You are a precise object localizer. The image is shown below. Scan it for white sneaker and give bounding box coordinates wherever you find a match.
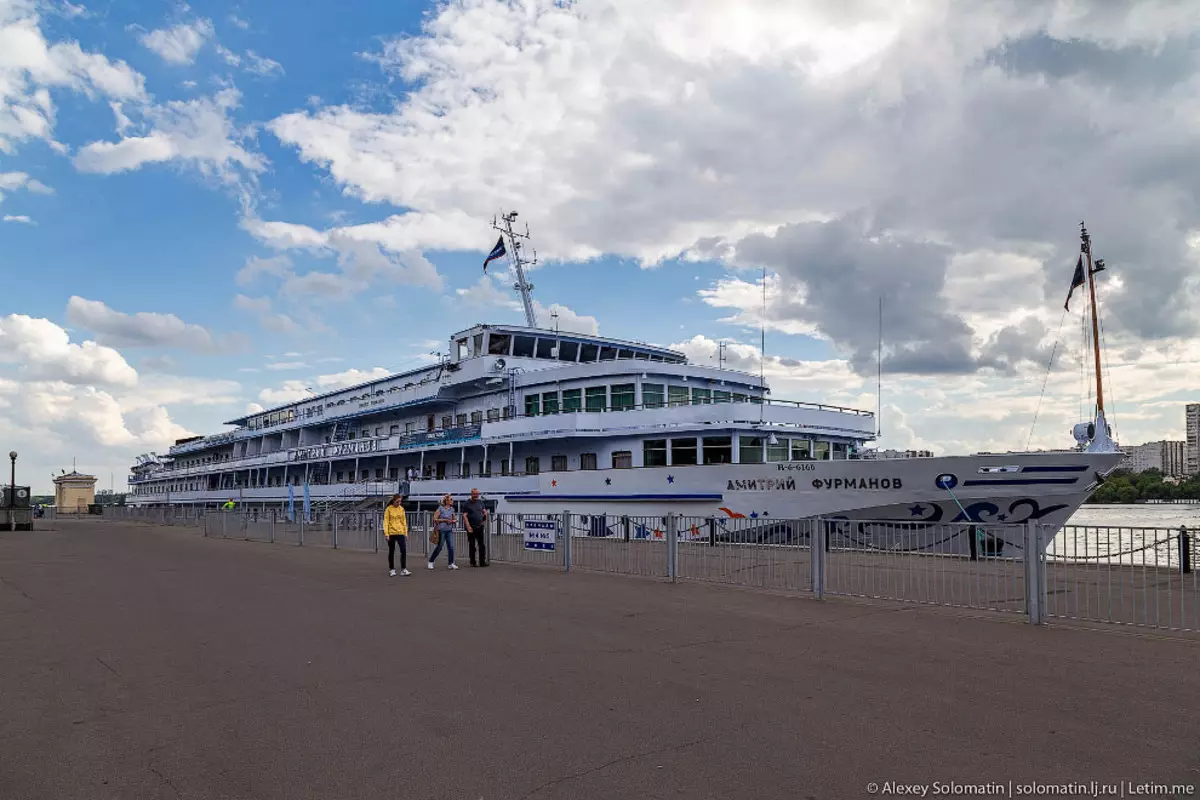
[400,569,411,576]
[427,562,435,570]
[448,563,459,570]
[389,569,396,577]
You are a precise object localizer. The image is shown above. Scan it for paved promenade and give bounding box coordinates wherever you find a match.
[1,521,1198,799]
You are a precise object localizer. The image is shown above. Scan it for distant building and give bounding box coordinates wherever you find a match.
[859,448,934,460]
[1188,404,1200,476]
[54,470,97,513]
[1119,440,1187,476]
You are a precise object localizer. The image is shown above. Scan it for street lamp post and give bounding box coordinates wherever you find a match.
[8,451,16,532]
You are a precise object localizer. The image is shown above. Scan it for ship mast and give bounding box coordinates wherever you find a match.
[492,211,539,328]
[1081,222,1104,414]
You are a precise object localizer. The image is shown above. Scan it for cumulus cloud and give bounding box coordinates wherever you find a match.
[0,171,53,202]
[0,312,138,387]
[3,214,34,224]
[135,18,213,65]
[244,51,283,77]
[66,296,239,352]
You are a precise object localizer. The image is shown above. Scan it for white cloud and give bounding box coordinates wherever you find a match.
[0,312,137,387]
[0,170,53,202]
[265,361,307,371]
[232,294,271,314]
[236,254,293,285]
[136,18,213,65]
[244,51,283,77]
[215,44,241,67]
[232,294,301,335]
[3,214,34,224]
[245,401,264,413]
[229,14,249,31]
[533,301,598,336]
[0,3,146,153]
[73,88,265,186]
[66,296,236,352]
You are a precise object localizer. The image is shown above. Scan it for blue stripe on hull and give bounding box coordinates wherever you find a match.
[962,478,1079,487]
[507,493,723,502]
[1019,465,1089,473]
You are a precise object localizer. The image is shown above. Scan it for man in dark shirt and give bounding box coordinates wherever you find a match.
[463,488,489,567]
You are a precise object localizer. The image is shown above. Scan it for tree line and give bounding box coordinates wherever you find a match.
[1088,469,1200,504]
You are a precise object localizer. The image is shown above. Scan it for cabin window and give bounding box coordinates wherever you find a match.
[598,346,617,361]
[361,470,370,480]
[427,415,435,431]
[501,459,510,476]
[813,441,831,461]
[436,462,446,479]
[471,411,483,425]
[612,451,633,469]
[832,442,849,460]
[668,386,689,407]
[536,338,556,359]
[611,383,635,411]
[486,408,500,422]
[488,334,511,356]
[691,388,712,405]
[585,386,607,412]
[713,390,731,404]
[634,351,650,360]
[551,455,568,472]
[562,389,582,413]
[525,395,540,417]
[642,383,664,409]
[791,439,812,460]
[644,439,667,467]
[455,414,468,427]
[462,462,471,478]
[389,468,399,479]
[740,436,765,464]
[406,422,416,434]
[502,406,513,420]
[703,436,733,465]
[442,415,453,429]
[558,340,579,362]
[542,392,559,415]
[580,453,598,470]
[616,349,633,360]
[525,456,540,475]
[390,425,400,435]
[671,438,698,466]
[732,393,747,403]
[335,471,344,482]
[375,469,384,479]
[472,333,484,356]
[767,438,790,462]
[513,336,536,358]
[455,339,467,361]
[579,343,599,362]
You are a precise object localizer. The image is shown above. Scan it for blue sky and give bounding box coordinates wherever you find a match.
[3,0,1200,491]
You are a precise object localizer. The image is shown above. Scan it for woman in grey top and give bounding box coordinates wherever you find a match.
[427,493,459,570]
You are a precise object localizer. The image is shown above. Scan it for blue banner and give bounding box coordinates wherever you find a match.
[287,484,295,522]
[303,481,311,522]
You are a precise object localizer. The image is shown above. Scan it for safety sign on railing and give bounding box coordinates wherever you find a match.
[523,519,557,551]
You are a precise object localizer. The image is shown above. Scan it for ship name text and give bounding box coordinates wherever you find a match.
[728,478,796,491]
[812,477,902,490]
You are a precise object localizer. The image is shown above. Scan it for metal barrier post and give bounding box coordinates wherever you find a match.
[1180,527,1192,575]
[333,514,339,549]
[221,512,226,538]
[300,515,305,546]
[375,514,381,554]
[708,517,716,547]
[422,511,431,556]
[563,510,572,572]
[270,515,275,544]
[1024,521,1043,624]
[811,519,825,599]
[667,515,678,581]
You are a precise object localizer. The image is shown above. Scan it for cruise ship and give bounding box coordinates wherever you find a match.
[128,218,1123,554]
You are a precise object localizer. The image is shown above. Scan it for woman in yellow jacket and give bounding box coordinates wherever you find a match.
[384,494,409,576]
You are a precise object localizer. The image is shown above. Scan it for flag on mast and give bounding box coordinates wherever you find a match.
[1064,254,1085,311]
[483,236,506,273]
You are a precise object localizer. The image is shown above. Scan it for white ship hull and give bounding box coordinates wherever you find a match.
[408,449,1122,557]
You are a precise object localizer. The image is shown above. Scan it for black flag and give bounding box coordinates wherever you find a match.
[1064,254,1085,311]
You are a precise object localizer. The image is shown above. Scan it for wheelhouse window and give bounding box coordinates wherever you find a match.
[634,351,650,360]
[525,395,540,417]
[740,436,765,464]
[643,439,667,467]
[668,386,689,407]
[671,437,698,465]
[767,437,790,462]
[558,340,579,362]
[580,452,598,470]
[713,390,731,404]
[612,451,633,469]
[611,383,635,411]
[791,439,813,460]
[813,441,831,461]
[832,442,849,460]
[642,383,665,409]
[703,436,733,465]
[488,334,511,355]
[562,388,582,413]
[536,338,556,359]
[513,336,535,358]
[542,392,559,415]
[617,349,633,360]
[525,456,541,475]
[551,455,567,472]
[585,386,607,412]
[579,343,599,362]
[472,333,484,356]
[598,346,617,361]
[732,393,747,403]
[691,388,712,405]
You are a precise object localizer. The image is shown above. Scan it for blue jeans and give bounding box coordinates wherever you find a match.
[430,529,455,564]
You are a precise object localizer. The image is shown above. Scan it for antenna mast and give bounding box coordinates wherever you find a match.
[1080,222,1104,415]
[877,295,883,438]
[492,210,539,328]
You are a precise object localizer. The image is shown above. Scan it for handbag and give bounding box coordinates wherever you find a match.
[429,529,440,546]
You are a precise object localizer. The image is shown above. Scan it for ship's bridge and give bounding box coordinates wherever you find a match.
[448,324,688,368]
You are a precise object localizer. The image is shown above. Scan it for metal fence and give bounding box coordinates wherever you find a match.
[70,509,1199,633]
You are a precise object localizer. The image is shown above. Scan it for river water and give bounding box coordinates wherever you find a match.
[1049,504,1199,567]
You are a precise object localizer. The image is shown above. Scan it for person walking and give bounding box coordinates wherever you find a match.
[428,494,458,570]
[464,488,489,567]
[384,494,410,577]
